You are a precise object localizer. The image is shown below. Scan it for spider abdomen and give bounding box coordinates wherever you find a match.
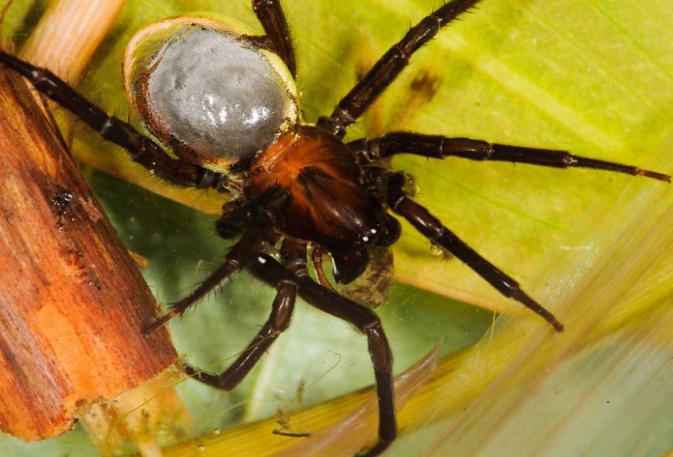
[122,16,299,173]
[248,126,399,255]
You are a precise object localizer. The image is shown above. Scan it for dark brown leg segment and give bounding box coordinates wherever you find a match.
[0,50,224,189]
[252,0,297,76]
[317,0,482,138]
[349,133,670,181]
[250,254,396,457]
[144,188,289,333]
[183,278,297,390]
[384,171,564,332]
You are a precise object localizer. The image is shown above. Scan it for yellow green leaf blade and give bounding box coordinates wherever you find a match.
[384,0,673,314]
[8,0,673,317]
[429,167,673,456]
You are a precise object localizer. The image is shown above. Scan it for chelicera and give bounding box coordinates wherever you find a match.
[1,0,669,455]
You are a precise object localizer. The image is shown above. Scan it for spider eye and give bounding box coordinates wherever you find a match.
[123,18,299,171]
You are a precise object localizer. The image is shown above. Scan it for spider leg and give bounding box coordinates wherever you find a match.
[349,133,670,181]
[183,278,297,390]
[0,51,224,189]
[383,170,564,332]
[252,0,296,76]
[183,237,305,390]
[144,187,289,333]
[316,0,482,138]
[250,253,396,457]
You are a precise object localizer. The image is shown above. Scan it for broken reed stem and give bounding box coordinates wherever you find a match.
[0,0,183,447]
[0,67,176,441]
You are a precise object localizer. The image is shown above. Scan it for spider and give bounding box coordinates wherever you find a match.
[1,0,669,455]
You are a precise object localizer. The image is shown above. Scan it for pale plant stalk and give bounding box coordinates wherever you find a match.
[19,0,124,83]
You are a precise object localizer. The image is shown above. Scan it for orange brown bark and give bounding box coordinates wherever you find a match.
[0,70,177,440]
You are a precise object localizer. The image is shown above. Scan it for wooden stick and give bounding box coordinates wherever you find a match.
[0,67,177,441]
[0,0,180,443]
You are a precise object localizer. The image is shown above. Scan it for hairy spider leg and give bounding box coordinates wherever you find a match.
[0,50,227,189]
[144,187,289,333]
[253,0,297,76]
[317,0,482,138]
[183,278,297,389]
[348,133,671,181]
[182,236,304,389]
[376,170,564,331]
[251,253,396,457]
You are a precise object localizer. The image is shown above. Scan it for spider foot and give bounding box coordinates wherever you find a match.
[635,167,671,182]
[355,440,392,457]
[142,307,183,335]
[179,363,221,388]
[180,362,202,378]
[511,288,564,332]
